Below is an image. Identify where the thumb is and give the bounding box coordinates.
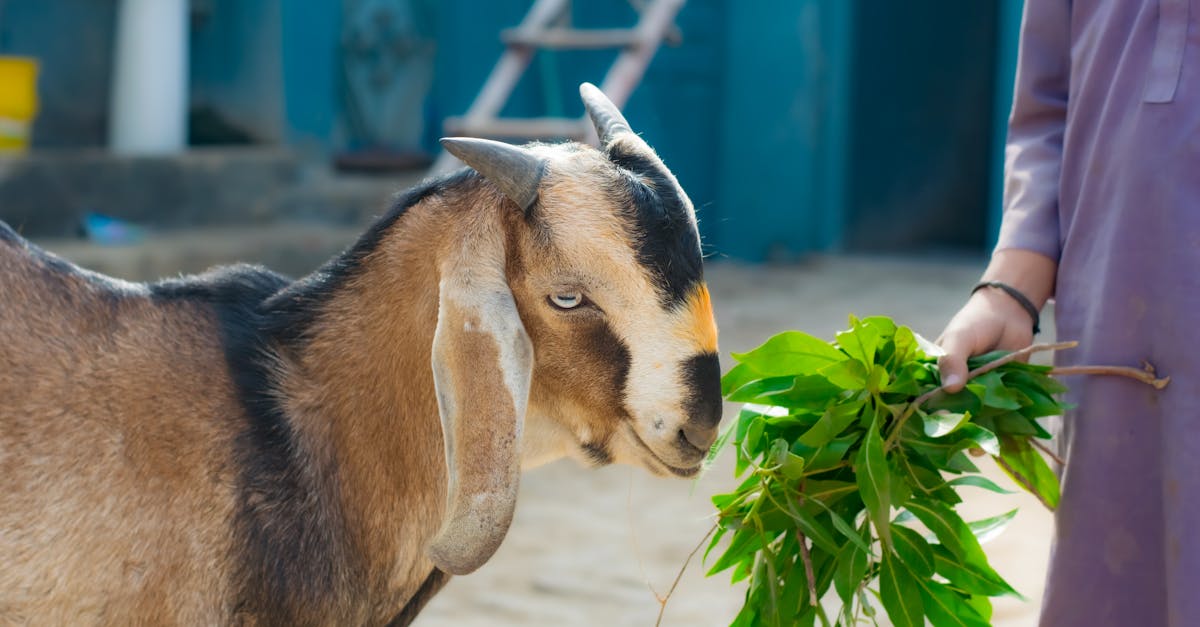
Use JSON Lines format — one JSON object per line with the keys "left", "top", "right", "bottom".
{"left": 937, "top": 332, "right": 972, "bottom": 393}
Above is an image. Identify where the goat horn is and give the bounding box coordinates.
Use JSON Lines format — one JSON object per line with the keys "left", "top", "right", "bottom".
{"left": 440, "top": 137, "right": 546, "bottom": 211}
{"left": 579, "top": 82, "right": 637, "bottom": 148}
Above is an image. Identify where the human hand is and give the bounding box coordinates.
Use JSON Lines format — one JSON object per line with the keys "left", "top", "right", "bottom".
{"left": 937, "top": 288, "right": 1037, "bottom": 393}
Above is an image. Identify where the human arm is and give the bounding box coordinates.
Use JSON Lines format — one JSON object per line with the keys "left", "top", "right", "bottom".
{"left": 938, "top": 0, "right": 1069, "bottom": 392}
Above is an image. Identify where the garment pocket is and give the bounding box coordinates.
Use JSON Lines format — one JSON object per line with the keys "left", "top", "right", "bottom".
{"left": 1144, "top": 0, "right": 1190, "bottom": 103}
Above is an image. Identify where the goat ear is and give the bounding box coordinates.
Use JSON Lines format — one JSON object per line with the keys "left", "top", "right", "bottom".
{"left": 426, "top": 267, "right": 532, "bottom": 575}
{"left": 440, "top": 137, "right": 546, "bottom": 212}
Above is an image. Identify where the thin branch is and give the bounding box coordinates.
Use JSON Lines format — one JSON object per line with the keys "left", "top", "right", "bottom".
{"left": 655, "top": 523, "right": 717, "bottom": 627}
{"left": 886, "top": 341, "right": 1078, "bottom": 450}
{"left": 1050, "top": 364, "right": 1170, "bottom": 389}
{"left": 994, "top": 455, "right": 1055, "bottom": 511}
{"left": 795, "top": 483, "right": 819, "bottom": 608}
{"left": 796, "top": 529, "right": 819, "bottom": 607}
{"left": 1029, "top": 438, "right": 1065, "bottom": 466}
{"left": 967, "top": 341, "right": 1079, "bottom": 379}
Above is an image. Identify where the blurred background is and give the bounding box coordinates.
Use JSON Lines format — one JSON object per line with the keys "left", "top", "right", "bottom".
{"left": 0, "top": 0, "right": 1024, "bottom": 265}
{"left": 0, "top": 1, "right": 1053, "bottom": 625}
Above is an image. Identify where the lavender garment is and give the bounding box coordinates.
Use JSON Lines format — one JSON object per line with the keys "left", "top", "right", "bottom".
{"left": 996, "top": 0, "right": 1200, "bottom": 624}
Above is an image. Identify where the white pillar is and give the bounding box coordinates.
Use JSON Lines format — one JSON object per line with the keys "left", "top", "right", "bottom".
{"left": 109, "top": 0, "right": 189, "bottom": 155}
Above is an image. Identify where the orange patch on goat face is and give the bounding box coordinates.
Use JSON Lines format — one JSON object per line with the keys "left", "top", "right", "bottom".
{"left": 677, "top": 283, "right": 718, "bottom": 352}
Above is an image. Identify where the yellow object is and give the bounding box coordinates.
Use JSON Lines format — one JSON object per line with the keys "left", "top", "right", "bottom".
{"left": 0, "top": 56, "right": 39, "bottom": 151}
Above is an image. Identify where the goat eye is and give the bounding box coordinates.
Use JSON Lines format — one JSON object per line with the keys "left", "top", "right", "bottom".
{"left": 549, "top": 292, "right": 584, "bottom": 310}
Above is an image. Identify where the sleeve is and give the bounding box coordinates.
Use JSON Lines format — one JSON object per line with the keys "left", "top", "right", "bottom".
{"left": 994, "top": 0, "right": 1071, "bottom": 260}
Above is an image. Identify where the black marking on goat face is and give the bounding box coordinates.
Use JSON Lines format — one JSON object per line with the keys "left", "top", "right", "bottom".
{"left": 149, "top": 266, "right": 361, "bottom": 620}
{"left": 681, "top": 352, "right": 723, "bottom": 430}
{"left": 582, "top": 320, "right": 632, "bottom": 418}
{"left": 607, "top": 148, "right": 704, "bottom": 307}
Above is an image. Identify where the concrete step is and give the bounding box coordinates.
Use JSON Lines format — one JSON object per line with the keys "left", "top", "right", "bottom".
{"left": 0, "top": 148, "right": 428, "bottom": 238}
{"left": 34, "top": 223, "right": 365, "bottom": 282}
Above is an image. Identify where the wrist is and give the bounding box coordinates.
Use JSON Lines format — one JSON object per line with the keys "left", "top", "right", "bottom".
{"left": 971, "top": 281, "right": 1041, "bottom": 334}
{"left": 980, "top": 249, "right": 1056, "bottom": 309}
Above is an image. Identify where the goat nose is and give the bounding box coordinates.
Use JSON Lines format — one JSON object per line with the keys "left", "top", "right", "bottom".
{"left": 679, "top": 423, "right": 717, "bottom": 453}
{"left": 681, "top": 352, "right": 722, "bottom": 427}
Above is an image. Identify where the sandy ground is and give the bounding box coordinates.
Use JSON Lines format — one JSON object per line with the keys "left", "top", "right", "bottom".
{"left": 416, "top": 256, "right": 1058, "bottom": 626}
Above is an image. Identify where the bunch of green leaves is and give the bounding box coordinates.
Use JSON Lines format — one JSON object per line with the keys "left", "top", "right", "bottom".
{"left": 705, "top": 316, "right": 1064, "bottom": 627}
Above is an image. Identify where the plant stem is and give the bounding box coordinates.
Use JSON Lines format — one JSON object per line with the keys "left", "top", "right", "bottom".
{"left": 1029, "top": 438, "right": 1065, "bottom": 466}
{"left": 1050, "top": 364, "right": 1170, "bottom": 389}
{"left": 796, "top": 482, "right": 819, "bottom": 608}
{"left": 885, "top": 341, "right": 1077, "bottom": 450}
{"left": 796, "top": 529, "right": 819, "bottom": 607}
{"left": 995, "top": 455, "right": 1055, "bottom": 511}
{"left": 655, "top": 523, "right": 717, "bottom": 627}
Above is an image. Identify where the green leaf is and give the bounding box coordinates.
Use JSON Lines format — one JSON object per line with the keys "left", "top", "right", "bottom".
{"left": 944, "top": 475, "right": 1015, "bottom": 495}
{"left": 810, "top": 498, "right": 872, "bottom": 555}
{"left": 929, "top": 545, "right": 1022, "bottom": 599}
{"left": 991, "top": 411, "right": 1042, "bottom": 436}
{"left": 721, "top": 362, "right": 765, "bottom": 396}
{"left": 945, "top": 450, "right": 981, "bottom": 473}
{"left": 891, "top": 325, "right": 918, "bottom": 364}
{"left": 731, "top": 331, "right": 848, "bottom": 376}
{"left": 955, "top": 424, "right": 1000, "bottom": 456}
{"left": 703, "top": 524, "right": 728, "bottom": 563}
{"left": 998, "top": 435, "right": 1060, "bottom": 509}
{"left": 736, "top": 418, "right": 766, "bottom": 475}
{"left": 796, "top": 434, "right": 857, "bottom": 475}
{"left": 965, "top": 594, "right": 994, "bottom": 621}
{"left": 917, "top": 578, "right": 991, "bottom": 627}
{"left": 866, "top": 364, "right": 889, "bottom": 394}
{"left": 707, "top": 525, "right": 763, "bottom": 576}
{"left": 768, "top": 438, "right": 807, "bottom": 479}
{"left": 836, "top": 317, "right": 881, "bottom": 366}
{"left": 891, "top": 524, "right": 935, "bottom": 577}
{"left": 788, "top": 505, "right": 842, "bottom": 556}
{"left": 859, "top": 315, "right": 898, "bottom": 339}
{"left": 879, "top": 552, "right": 924, "bottom": 627}
{"left": 702, "top": 413, "right": 739, "bottom": 471}
{"left": 967, "top": 509, "right": 1018, "bottom": 544}
{"left": 855, "top": 414, "right": 892, "bottom": 550}
{"left": 904, "top": 499, "right": 991, "bottom": 573}
{"left": 834, "top": 541, "right": 869, "bottom": 603}
{"left": 725, "top": 376, "right": 796, "bottom": 403}
{"left": 797, "top": 401, "right": 863, "bottom": 448}
{"left": 922, "top": 410, "right": 971, "bottom": 438}
{"left": 817, "top": 359, "right": 869, "bottom": 390}
{"left": 770, "top": 375, "right": 848, "bottom": 410}
{"left": 973, "top": 371, "right": 1023, "bottom": 410}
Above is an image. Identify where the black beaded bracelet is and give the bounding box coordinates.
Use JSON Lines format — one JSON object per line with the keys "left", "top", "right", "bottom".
{"left": 971, "top": 280, "right": 1041, "bottom": 335}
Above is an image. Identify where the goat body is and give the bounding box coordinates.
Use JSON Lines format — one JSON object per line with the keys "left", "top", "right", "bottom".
{"left": 0, "top": 84, "right": 722, "bottom": 626}
{"left": 0, "top": 178, "right": 460, "bottom": 625}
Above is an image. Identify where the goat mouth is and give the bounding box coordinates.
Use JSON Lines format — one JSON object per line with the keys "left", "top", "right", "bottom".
{"left": 624, "top": 425, "right": 702, "bottom": 478}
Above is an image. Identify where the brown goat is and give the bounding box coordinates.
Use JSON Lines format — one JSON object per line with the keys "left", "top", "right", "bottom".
{"left": 0, "top": 84, "right": 721, "bottom": 626}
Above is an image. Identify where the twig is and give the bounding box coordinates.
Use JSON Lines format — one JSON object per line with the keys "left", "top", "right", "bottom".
{"left": 995, "top": 455, "right": 1055, "bottom": 511}
{"left": 655, "top": 523, "right": 717, "bottom": 627}
{"left": 796, "top": 529, "right": 819, "bottom": 607}
{"left": 967, "top": 341, "right": 1079, "bottom": 379}
{"left": 795, "top": 481, "right": 819, "bottom": 608}
{"left": 886, "top": 342, "right": 1078, "bottom": 450}
{"left": 1029, "top": 438, "right": 1065, "bottom": 466}
{"left": 1050, "top": 364, "right": 1170, "bottom": 389}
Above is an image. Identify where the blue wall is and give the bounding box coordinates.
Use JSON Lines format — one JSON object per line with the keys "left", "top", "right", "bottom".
{"left": 714, "top": 0, "right": 853, "bottom": 261}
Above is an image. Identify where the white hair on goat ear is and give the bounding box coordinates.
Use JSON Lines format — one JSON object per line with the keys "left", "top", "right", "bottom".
{"left": 426, "top": 252, "right": 533, "bottom": 575}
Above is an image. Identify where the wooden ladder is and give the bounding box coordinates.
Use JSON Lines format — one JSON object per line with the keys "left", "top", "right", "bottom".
{"left": 431, "top": 0, "right": 686, "bottom": 174}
